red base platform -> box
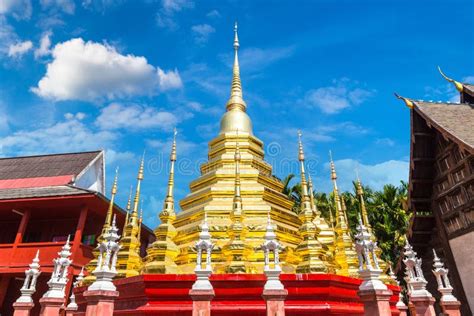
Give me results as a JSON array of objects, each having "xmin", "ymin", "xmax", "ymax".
[{"xmin": 74, "ymin": 274, "xmax": 401, "ymax": 315}]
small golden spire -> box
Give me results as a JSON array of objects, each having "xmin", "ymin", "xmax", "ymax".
[
  {"xmin": 103, "ymin": 167, "xmax": 119, "ymax": 231},
  {"xmin": 438, "ymin": 66, "xmax": 464, "ymax": 92},
  {"xmin": 307, "ymin": 174, "xmax": 318, "ymax": 215},
  {"xmin": 356, "ymin": 175, "xmax": 371, "ymax": 233},
  {"xmin": 297, "ymin": 131, "xmax": 311, "ymax": 211},
  {"xmin": 226, "ymin": 22, "xmax": 247, "ymax": 112},
  {"xmin": 163, "ymin": 128, "xmax": 177, "ymax": 216},
  {"xmin": 138, "ymin": 202, "xmax": 143, "ymax": 242},
  {"xmin": 131, "ymin": 152, "xmax": 145, "ymax": 224},
  {"xmin": 123, "ymin": 185, "xmax": 133, "ymax": 232},
  {"xmin": 232, "ymin": 135, "xmax": 242, "ymax": 219},
  {"xmin": 394, "ymin": 93, "xmax": 414, "ymax": 109}
]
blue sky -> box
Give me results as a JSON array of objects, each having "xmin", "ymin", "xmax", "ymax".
[{"xmin": 1, "ymin": 0, "xmax": 473, "ymax": 227}]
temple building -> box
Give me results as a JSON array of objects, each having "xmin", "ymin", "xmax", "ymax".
[
  {"xmin": 0, "ymin": 151, "xmax": 153, "ymax": 316},
  {"xmin": 396, "ymin": 68, "xmax": 474, "ymax": 315}
]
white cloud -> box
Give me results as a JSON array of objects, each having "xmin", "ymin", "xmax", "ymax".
[
  {"xmin": 162, "ymin": 0, "xmax": 193, "ymax": 13},
  {"xmin": 8, "ymin": 40, "xmax": 33, "ymax": 57},
  {"xmin": 191, "ymin": 24, "xmax": 215, "ymax": 44},
  {"xmin": 156, "ymin": 0, "xmax": 194, "ymax": 30},
  {"xmin": 146, "ymin": 137, "xmax": 198, "ymax": 156},
  {"xmin": 32, "ymin": 38, "xmax": 182, "ymax": 102},
  {"xmin": 206, "ymin": 9, "xmax": 220, "ymax": 18},
  {"xmin": 326, "ymin": 158, "xmax": 409, "ymax": 191},
  {"xmin": 304, "ymin": 78, "xmax": 375, "ymax": 114},
  {"xmin": 375, "ymin": 138, "xmax": 395, "ymax": 147},
  {"xmin": 156, "ymin": 0, "xmax": 194, "ymax": 31},
  {"xmin": 0, "ymin": 0, "xmax": 32, "ymax": 20},
  {"xmin": 95, "ymin": 103, "xmax": 179, "ymax": 131},
  {"xmin": 106, "ymin": 149, "xmax": 135, "ymax": 165},
  {"xmin": 35, "ymin": 31, "xmax": 52, "ymax": 58},
  {"xmin": 40, "ymin": 0, "xmax": 75, "ymax": 14},
  {"xmin": 0, "ymin": 115, "xmax": 117, "ymax": 156}
]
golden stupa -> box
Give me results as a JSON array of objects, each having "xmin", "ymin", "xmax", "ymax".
[{"xmin": 88, "ymin": 23, "xmax": 391, "ymax": 279}]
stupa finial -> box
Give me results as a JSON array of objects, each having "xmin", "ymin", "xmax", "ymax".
[{"xmin": 226, "ymin": 21, "xmax": 246, "ymax": 112}]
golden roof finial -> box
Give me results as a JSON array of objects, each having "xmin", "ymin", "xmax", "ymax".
[
  {"xmin": 105, "ymin": 166, "xmax": 119, "ymax": 227},
  {"xmin": 394, "ymin": 93, "xmax": 414, "ymax": 109},
  {"xmin": 297, "ymin": 131, "xmax": 312, "ymax": 211},
  {"xmin": 438, "ymin": 66, "xmax": 464, "ymax": 92},
  {"xmin": 226, "ymin": 22, "xmax": 246, "ymax": 112},
  {"xmin": 329, "ymin": 150, "xmax": 337, "ymax": 183},
  {"xmin": 163, "ymin": 129, "xmax": 177, "ymax": 216}
]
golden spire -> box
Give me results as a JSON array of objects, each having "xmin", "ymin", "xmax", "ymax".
[
  {"xmin": 131, "ymin": 152, "xmax": 145, "ymax": 226},
  {"xmin": 329, "ymin": 151, "xmax": 359, "ymax": 277},
  {"xmin": 232, "ymin": 135, "xmax": 243, "ymax": 220},
  {"xmin": 394, "ymin": 93, "xmax": 414, "ymax": 109},
  {"xmin": 226, "ymin": 22, "xmax": 246, "ymax": 112},
  {"xmin": 143, "ymin": 131, "xmax": 180, "ymax": 274},
  {"xmin": 356, "ymin": 175, "xmax": 372, "ymax": 234},
  {"xmin": 298, "ymin": 131, "xmax": 312, "ymax": 213},
  {"xmin": 138, "ymin": 204, "xmax": 143, "ymax": 243},
  {"xmin": 123, "ymin": 185, "xmax": 133, "ymax": 233},
  {"xmin": 295, "ymin": 131, "xmax": 329, "ymax": 273},
  {"xmin": 104, "ymin": 167, "xmax": 119, "ymax": 228},
  {"xmin": 163, "ymin": 128, "xmax": 177, "ymax": 216},
  {"xmin": 438, "ymin": 66, "xmax": 464, "ymax": 92},
  {"xmin": 307, "ymin": 174, "xmax": 318, "ymax": 215}
]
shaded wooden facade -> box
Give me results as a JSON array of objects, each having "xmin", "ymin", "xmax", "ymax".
[{"xmin": 408, "ymin": 84, "xmax": 474, "ymax": 316}]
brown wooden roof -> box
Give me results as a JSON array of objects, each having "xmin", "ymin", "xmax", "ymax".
[
  {"xmin": 413, "ymin": 102, "xmax": 474, "ymax": 152},
  {"xmin": 0, "ymin": 151, "xmax": 102, "ymax": 180}
]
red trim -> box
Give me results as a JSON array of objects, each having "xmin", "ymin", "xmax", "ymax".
[
  {"xmin": 0, "ymin": 175, "xmax": 74, "ymax": 189},
  {"xmin": 74, "ymin": 274, "xmax": 401, "ymax": 316}
]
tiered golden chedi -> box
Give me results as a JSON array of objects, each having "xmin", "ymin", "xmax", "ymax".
[{"xmin": 88, "ymin": 24, "xmax": 391, "ymax": 279}]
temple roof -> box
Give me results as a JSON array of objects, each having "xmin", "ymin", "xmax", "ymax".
[
  {"xmin": 0, "ymin": 150, "xmax": 102, "ymax": 180},
  {"xmin": 413, "ymin": 101, "xmax": 474, "ymax": 151},
  {"xmin": 0, "ymin": 185, "xmax": 92, "ymax": 200},
  {"xmin": 0, "ymin": 150, "xmax": 105, "ymax": 192}
]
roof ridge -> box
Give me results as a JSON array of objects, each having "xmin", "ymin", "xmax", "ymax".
[{"xmin": 0, "ymin": 150, "xmax": 103, "ymax": 161}]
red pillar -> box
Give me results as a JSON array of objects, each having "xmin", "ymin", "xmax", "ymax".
[
  {"xmin": 189, "ymin": 289, "xmax": 215, "ymax": 316},
  {"xmin": 262, "ymin": 289, "xmax": 288, "ymax": 316},
  {"xmin": 409, "ymin": 297, "xmax": 436, "ymax": 316},
  {"xmin": 13, "ymin": 209, "xmax": 31, "ymax": 245},
  {"xmin": 64, "ymin": 206, "xmax": 88, "ymax": 306},
  {"xmin": 83, "ymin": 290, "xmax": 119, "ymax": 316},
  {"xmin": 357, "ymin": 289, "xmax": 393, "ymax": 316},
  {"xmin": 12, "ymin": 302, "xmax": 35, "ymax": 316},
  {"xmin": 440, "ymin": 301, "xmax": 462, "ymax": 316},
  {"xmin": 39, "ymin": 297, "xmax": 64, "ymax": 316}
]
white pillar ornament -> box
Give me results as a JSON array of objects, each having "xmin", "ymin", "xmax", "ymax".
[
  {"xmin": 354, "ymin": 216, "xmax": 387, "ymax": 291},
  {"xmin": 432, "ymin": 249, "xmax": 457, "ymax": 302},
  {"xmin": 389, "ymin": 266, "xmax": 407, "ymax": 310},
  {"xmin": 402, "ymin": 240, "xmax": 431, "ymax": 298},
  {"xmin": 43, "ymin": 236, "xmax": 73, "ymax": 299},
  {"xmin": 66, "ymin": 267, "xmax": 85, "ymax": 310},
  {"xmin": 15, "ymin": 250, "xmax": 41, "ymax": 303},
  {"xmin": 192, "ymin": 213, "xmax": 214, "ymax": 291},
  {"xmin": 88, "ymin": 215, "xmax": 121, "ymax": 292},
  {"xmin": 262, "ymin": 212, "xmax": 284, "ymax": 291}
]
